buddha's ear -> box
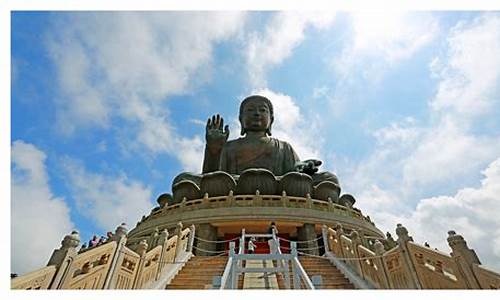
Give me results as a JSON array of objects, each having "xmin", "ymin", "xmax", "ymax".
[
  {"xmin": 267, "ymin": 116, "xmax": 274, "ymax": 136},
  {"xmin": 239, "ymin": 116, "xmax": 246, "ymax": 136}
]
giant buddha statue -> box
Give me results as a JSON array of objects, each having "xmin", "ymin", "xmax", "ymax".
[{"xmin": 171, "ymin": 95, "xmax": 344, "ymax": 206}]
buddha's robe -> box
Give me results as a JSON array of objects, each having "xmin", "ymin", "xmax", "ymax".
[{"xmin": 219, "ymin": 137, "xmax": 298, "ymax": 176}]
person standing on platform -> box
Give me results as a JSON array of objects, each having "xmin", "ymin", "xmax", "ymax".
[{"xmin": 248, "ymin": 237, "xmax": 257, "ymax": 254}]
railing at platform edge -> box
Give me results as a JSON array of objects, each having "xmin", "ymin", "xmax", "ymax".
[
  {"xmin": 11, "ymin": 222, "xmax": 195, "ymax": 290},
  {"xmin": 320, "ymin": 223, "xmax": 500, "ymax": 289},
  {"xmin": 11, "ymin": 221, "xmax": 500, "ymax": 289},
  {"xmin": 219, "ymin": 227, "xmax": 314, "ymax": 289}
]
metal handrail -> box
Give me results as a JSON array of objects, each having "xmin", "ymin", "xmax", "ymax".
[
  {"xmin": 219, "ymin": 256, "xmax": 233, "ymax": 289},
  {"xmin": 219, "ymin": 228, "xmax": 317, "ymax": 290},
  {"xmin": 219, "ymin": 242, "xmax": 236, "ymax": 289},
  {"xmin": 292, "ymin": 256, "xmax": 315, "ymax": 289}
]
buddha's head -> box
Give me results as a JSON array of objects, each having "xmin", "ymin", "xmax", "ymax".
[{"xmin": 239, "ymin": 95, "xmax": 274, "ymax": 136}]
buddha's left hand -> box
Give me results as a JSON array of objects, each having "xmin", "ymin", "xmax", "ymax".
[{"xmin": 295, "ymin": 159, "xmax": 322, "ymax": 175}]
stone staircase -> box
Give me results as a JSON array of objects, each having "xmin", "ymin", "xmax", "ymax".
[
  {"xmin": 166, "ymin": 255, "xmax": 354, "ymax": 289},
  {"xmin": 298, "ymin": 256, "xmax": 355, "ymax": 289},
  {"xmin": 166, "ymin": 256, "xmax": 230, "ymax": 289}
]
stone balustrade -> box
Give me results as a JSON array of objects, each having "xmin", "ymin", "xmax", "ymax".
[
  {"xmin": 128, "ymin": 192, "xmax": 380, "ymax": 242},
  {"xmin": 153, "ymin": 192, "xmax": 367, "ymax": 221},
  {"xmin": 11, "ymin": 223, "xmax": 195, "ymax": 290},
  {"xmin": 324, "ymin": 224, "xmax": 500, "ymax": 289}
]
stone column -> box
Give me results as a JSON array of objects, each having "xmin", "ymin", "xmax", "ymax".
[
  {"xmin": 155, "ymin": 229, "xmax": 169, "ymax": 280},
  {"xmin": 47, "ymin": 230, "xmax": 80, "ymax": 289},
  {"xmin": 350, "ymin": 230, "xmax": 363, "ymax": 276},
  {"xmin": 334, "ymin": 223, "xmax": 345, "ymax": 257},
  {"xmin": 187, "ymin": 224, "xmax": 196, "ymax": 253},
  {"xmin": 132, "ymin": 240, "xmax": 148, "ymax": 289},
  {"xmin": 195, "ymin": 223, "xmax": 218, "ymax": 256},
  {"xmin": 104, "ymin": 223, "xmax": 129, "ymax": 289},
  {"xmin": 174, "ymin": 222, "xmax": 184, "ymax": 262},
  {"xmin": 447, "ymin": 230, "xmax": 481, "ymax": 288},
  {"xmin": 321, "ymin": 225, "xmax": 330, "ymax": 253},
  {"xmin": 395, "ymin": 223, "xmax": 421, "ymax": 289},
  {"xmin": 297, "ymin": 223, "xmax": 319, "ymax": 255},
  {"xmin": 374, "ymin": 240, "xmax": 390, "ymax": 288}
]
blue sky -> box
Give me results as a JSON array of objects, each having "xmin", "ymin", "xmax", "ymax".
[{"xmin": 10, "ymin": 11, "xmax": 500, "ymax": 275}]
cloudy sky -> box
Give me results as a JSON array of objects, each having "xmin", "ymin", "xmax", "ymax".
[{"xmin": 10, "ymin": 11, "xmax": 500, "ymax": 275}]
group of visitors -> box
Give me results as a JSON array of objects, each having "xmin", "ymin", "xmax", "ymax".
[{"xmin": 79, "ymin": 231, "xmax": 114, "ymax": 253}]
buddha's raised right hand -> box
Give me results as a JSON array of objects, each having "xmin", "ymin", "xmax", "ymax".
[{"xmin": 206, "ymin": 114, "xmax": 230, "ymax": 153}]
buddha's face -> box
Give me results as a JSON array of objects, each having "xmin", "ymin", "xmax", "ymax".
[{"xmin": 240, "ymin": 99, "xmax": 272, "ymax": 134}]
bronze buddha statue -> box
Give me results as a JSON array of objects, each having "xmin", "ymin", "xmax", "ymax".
[{"xmin": 171, "ymin": 95, "xmax": 341, "ymax": 204}]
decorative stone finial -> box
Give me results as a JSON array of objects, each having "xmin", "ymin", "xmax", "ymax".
[
  {"xmin": 335, "ymin": 223, "xmax": 344, "ymax": 235},
  {"xmin": 61, "ymin": 230, "xmax": 80, "ymax": 249},
  {"xmin": 114, "ymin": 223, "xmax": 128, "ymax": 239},
  {"xmin": 447, "ymin": 230, "xmax": 481, "ymax": 264},
  {"xmin": 137, "ymin": 239, "xmax": 148, "ymax": 256},
  {"xmin": 374, "ymin": 240, "xmax": 385, "ymax": 255},
  {"xmin": 175, "ymin": 222, "xmax": 183, "ymax": 235},
  {"xmin": 350, "ymin": 230, "xmax": 360, "ymax": 243},
  {"xmin": 157, "ymin": 228, "xmax": 169, "ymax": 245},
  {"xmin": 396, "ymin": 223, "xmax": 413, "ymax": 243}
]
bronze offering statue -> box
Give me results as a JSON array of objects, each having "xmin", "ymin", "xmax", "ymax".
[{"xmin": 172, "ymin": 95, "xmax": 342, "ymax": 203}]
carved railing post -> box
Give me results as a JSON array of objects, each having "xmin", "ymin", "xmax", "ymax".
[
  {"xmin": 187, "ymin": 224, "xmax": 196, "ymax": 253},
  {"xmin": 335, "ymin": 223, "xmax": 345, "ymax": 257},
  {"xmin": 447, "ymin": 230, "xmax": 481, "ymax": 288},
  {"xmin": 154, "ymin": 229, "xmax": 169, "ymax": 281},
  {"xmin": 322, "ymin": 225, "xmax": 330, "ymax": 253},
  {"xmin": 306, "ymin": 193, "xmax": 313, "ymax": 209},
  {"xmin": 47, "ymin": 230, "xmax": 80, "ymax": 289},
  {"xmin": 227, "ymin": 190, "xmax": 235, "ymax": 206},
  {"xmin": 148, "ymin": 227, "xmax": 160, "ymax": 250},
  {"xmin": 104, "ymin": 223, "xmax": 129, "ymax": 289},
  {"xmin": 395, "ymin": 224, "xmax": 421, "ymax": 289},
  {"xmin": 350, "ymin": 230, "xmax": 363, "ymax": 277},
  {"xmin": 132, "ymin": 239, "xmax": 148, "ymax": 289},
  {"xmin": 374, "ymin": 239, "xmax": 390, "ymax": 288},
  {"xmin": 174, "ymin": 222, "xmax": 184, "ymax": 262}
]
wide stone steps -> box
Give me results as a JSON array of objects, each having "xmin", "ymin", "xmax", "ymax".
[
  {"xmin": 299, "ymin": 257, "xmax": 355, "ymax": 289},
  {"xmin": 166, "ymin": 256, "xmax": 230, "ymax": 289}
]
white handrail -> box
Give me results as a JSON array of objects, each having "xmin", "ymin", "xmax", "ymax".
[
  {"xmin": 219, "ymin": 241, "xmax": 236, "ymax": 289},
  {"xmin": 292, "ymin": 257, "xmax": 315, "ymax": 289},
  {"xmin": 219, "ymin": 256, "xmax": 233, "ymax": 289}
]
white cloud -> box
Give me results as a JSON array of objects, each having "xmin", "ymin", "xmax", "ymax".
[
  {"xmin": 406, "ymin": 157, "xmax": 500, "ymax": 272},
  {"xmin": 61, "ymin": 158, "xmax": 153, "ymax": 232},
  {"xmin": 46, "ymin": 12, "xmax": 245, "ymax": 171},
  {"xmin": 340, "ymin": 14, "xmax": 500, "ymax": 273},
  {"xmin": 11, "ymin": 140, "xmax": 74, "ymax": 275},
  {"xmin": 246, "ymin": 11, "xmax": 335, "ymax": 88},
  {"xmin": 345, "ymin": 14, "xmax": 500, "ymax": 198},
  {"xmin": 320, "ymin": 12, "xmax": 439, "ymax": 117},
  {"xmin": 335, "ymin": 12, "xmax": 438, "ymax": 78},
  {"xmin": 431, "ymin": 14, "xmax": 500, "ymax": 119},
  {"xmin": 401, "ymin": 118, "xmax": 499, "ymax": 189}
]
